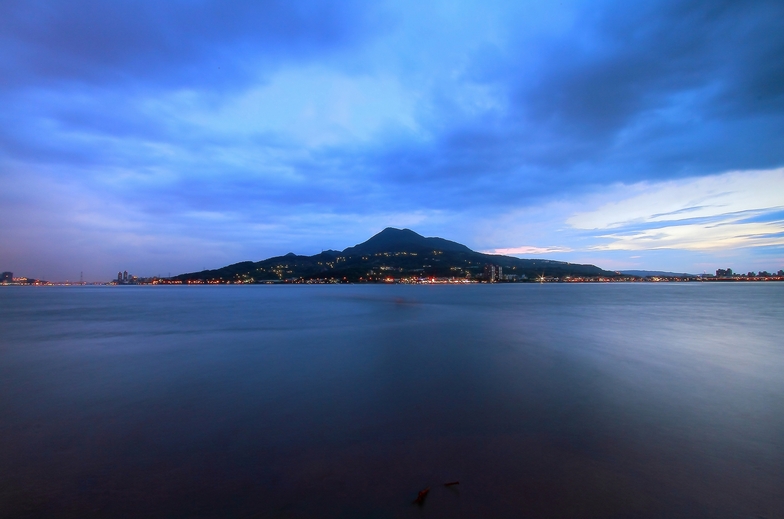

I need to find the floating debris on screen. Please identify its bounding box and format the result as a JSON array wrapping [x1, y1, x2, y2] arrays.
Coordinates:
[[413, 487, 431, 504], [444, 481, 460, 486]]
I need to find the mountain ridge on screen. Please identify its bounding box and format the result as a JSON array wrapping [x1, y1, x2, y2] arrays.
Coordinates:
[[342, 227, 474, 256], [175, 228, 617, 282]]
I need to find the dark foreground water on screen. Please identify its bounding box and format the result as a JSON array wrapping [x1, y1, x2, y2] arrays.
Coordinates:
[[1, 284, 783, 518]]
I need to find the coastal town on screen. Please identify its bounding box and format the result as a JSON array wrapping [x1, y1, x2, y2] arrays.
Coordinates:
[[2, 267, 783, 286], [5, 229, 783, 286]]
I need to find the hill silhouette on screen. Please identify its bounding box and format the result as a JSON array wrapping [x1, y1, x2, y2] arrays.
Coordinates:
[[175, 228, 615, 282], [343, 228, 473, 256]]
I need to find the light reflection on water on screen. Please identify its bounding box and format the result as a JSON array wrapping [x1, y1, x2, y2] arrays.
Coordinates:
[[1, 283, 783, 518]]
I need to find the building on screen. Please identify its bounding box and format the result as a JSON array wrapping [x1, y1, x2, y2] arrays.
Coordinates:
[[484, 264, 502, 282], [117, 271, 123, 283], [1, 272, 12, 283]]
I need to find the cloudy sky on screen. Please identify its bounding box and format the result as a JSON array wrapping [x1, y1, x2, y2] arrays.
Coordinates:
[[1, 0, 783, 280]]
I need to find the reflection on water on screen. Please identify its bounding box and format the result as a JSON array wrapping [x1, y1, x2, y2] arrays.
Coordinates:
[[1, 284, 783, 518]]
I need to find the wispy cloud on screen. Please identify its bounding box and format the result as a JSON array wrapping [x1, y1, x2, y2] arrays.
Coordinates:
[[484, 246, 574, 255], [594, 221, 784, 251], [567, 168, 784, 251]]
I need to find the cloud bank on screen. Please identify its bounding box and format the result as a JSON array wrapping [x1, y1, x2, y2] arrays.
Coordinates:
[[569, 169, 784, 251]]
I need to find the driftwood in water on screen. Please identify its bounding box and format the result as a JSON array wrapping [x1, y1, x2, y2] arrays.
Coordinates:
[[413, 487, 430, 504]]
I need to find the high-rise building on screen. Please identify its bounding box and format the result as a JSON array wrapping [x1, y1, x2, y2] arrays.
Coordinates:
[[123, 271, 128, 282], [484, 264, 502, 282], [117, 271, 123, 283], [1, 272, 12, 283]]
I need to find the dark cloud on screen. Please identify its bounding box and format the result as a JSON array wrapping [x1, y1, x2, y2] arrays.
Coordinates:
[[350, 0, 784, 208], [541, 0, 784, 162], [5, 0, 781, 193], [0, 0, 381, 90]]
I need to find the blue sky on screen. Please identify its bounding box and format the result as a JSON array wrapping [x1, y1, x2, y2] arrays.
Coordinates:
[[1, 0, 783, 281]]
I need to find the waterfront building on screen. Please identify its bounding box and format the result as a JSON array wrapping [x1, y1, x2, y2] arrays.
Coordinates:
[[484, 264, 502, 282]]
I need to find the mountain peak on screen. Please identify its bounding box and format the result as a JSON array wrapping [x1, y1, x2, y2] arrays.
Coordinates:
[[342, 227, 473, 256], [174, 227, 615, 282], [375, 227, 422, 239]]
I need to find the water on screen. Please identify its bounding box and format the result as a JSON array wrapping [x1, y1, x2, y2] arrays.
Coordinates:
[[1, 283, 783, 518]]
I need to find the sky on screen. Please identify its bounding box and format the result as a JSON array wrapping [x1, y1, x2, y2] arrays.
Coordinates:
[[1, 0, 783, 281]]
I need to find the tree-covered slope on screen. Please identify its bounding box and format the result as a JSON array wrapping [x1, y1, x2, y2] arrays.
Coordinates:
[[175, 228, 615, 282]]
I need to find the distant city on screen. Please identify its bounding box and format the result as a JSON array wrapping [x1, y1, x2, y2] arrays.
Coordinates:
[[4, 229, 783, 286], [4, 228, 784, 287], [2, 267, 784, 286]]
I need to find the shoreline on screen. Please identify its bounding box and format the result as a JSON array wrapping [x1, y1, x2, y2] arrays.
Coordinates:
[[3, 277, 784, 287]]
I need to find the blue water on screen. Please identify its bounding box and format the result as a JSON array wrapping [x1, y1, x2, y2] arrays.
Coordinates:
[[1, 284, 783, 518]]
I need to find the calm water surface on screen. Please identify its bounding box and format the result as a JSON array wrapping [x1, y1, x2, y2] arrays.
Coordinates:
[[1, 284, 783, 518]]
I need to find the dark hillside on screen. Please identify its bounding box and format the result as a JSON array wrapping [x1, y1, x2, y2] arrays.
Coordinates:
[[175, 228, 615, 282], [342, 227, 473, 256]]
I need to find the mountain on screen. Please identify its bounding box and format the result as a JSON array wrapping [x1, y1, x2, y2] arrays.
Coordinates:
[[174, 227, 617, 282], [342, 228, 473, 256]]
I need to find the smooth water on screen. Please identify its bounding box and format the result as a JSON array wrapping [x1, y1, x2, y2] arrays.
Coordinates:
[[1, 284, 783, 518]]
